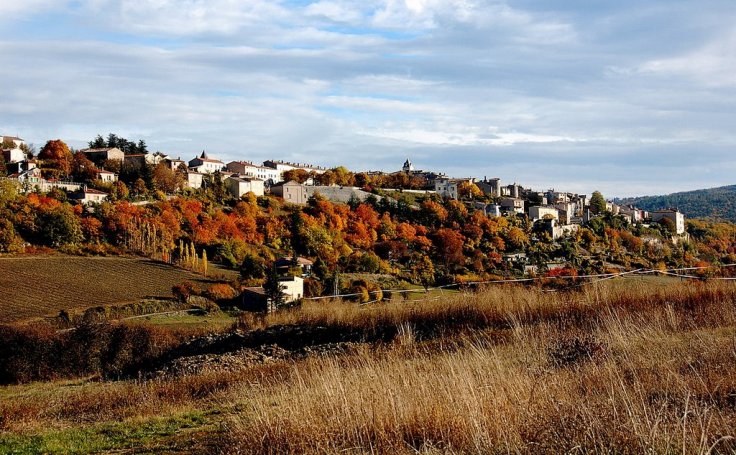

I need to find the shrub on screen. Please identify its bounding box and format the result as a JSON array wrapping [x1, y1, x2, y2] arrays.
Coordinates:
[[204, 283, 237, 302], [304, 277, 324, 298], [172, 280, 200, 302], [0, 322, 181, 383]]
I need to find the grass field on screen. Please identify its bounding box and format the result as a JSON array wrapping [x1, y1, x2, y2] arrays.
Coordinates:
[[2, 279, 735, 453], [0, 256, 237, 324]]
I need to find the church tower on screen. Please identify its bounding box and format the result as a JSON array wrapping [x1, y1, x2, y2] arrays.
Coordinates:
[[402, 158, 414, 172]]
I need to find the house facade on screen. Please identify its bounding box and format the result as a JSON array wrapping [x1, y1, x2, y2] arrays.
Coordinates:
[[500, 197, 525, 214], [226, 161, 280, 185], [188, 151, 225, 174], [1, 136, 26, 163], [651, 209, 686, 235], [81, 147, 125, 163], [94, 170, 118, 183], [262, 160, 327, 182], [528, 206, 559, 222], [225, 176, 265, 198], [434, 178, 458, 199], [72, 187, 109, 204], [271, 180, 308, 204], [185, 171, 204, 189]]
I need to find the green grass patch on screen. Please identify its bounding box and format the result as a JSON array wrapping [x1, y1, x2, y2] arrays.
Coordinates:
[[0, 411, 215, 454]]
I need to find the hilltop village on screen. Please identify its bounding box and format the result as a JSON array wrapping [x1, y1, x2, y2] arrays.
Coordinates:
[[2, 133, 714, 307], [2, 134, 686, 236]]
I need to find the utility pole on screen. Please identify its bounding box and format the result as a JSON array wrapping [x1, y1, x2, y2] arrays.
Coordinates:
[[333, 266, 339, 297]]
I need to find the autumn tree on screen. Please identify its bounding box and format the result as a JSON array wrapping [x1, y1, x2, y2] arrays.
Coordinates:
[[0, 219, 21, 252], [38, 140, 73, 179], [433, 228, 465, 269], [282, 169, 310, 184], [420, 200, 448, 227], [408, 253, 435, 290], [71, 151, 97, 182], [506, 226, 530, 250], [132, 178, 148, 198], [458, 181, 483, 200], [152, 162, 184, 194], [112, 181, 130, 200], [332, 166, 355, 186]]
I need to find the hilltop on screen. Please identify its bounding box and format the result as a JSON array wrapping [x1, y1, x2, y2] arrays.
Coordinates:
[[617, 184, 736, 222]]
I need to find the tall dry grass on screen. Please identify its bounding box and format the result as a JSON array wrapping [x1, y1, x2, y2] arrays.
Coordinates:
[[2, 279, 735, 453], [224, 281, 736, 454], [237, 279, 736, 339]]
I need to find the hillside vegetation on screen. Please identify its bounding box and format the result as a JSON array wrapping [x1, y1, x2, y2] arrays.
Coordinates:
[[617, 184, 736, 222], [1, 280, 735, 453]]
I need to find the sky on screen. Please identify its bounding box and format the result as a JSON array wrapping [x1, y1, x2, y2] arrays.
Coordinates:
[[1, 0, 735, 197]]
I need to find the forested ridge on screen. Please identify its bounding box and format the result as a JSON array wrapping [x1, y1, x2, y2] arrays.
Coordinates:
[[618, 184, 736, 222]]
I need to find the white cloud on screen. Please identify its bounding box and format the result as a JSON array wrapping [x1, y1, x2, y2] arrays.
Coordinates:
[[638, 29, 736, 87], [0, 0, 58, 16], [304, 1, 363, 23], [2, 1, 736, 195], [362, 125, 576, 146], [81, 0, 292, 36]]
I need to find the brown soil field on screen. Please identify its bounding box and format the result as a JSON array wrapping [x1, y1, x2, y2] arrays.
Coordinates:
[[0, 256, 235, 324]]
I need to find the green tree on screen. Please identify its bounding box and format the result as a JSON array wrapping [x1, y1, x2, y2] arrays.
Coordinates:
[[36, 205, 83, 247], [590, 191, 606, 214], [88, 135, 106, 148], [240, 254, 265, 280]]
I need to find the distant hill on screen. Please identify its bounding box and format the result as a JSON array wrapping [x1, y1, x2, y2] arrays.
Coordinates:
[[616, 185, 736, 222]]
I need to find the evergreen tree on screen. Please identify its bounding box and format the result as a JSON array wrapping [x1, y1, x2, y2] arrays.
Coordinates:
[[89, 135, 106, 148], [106, 133, 119, 148], [264, 265, 285, 311]]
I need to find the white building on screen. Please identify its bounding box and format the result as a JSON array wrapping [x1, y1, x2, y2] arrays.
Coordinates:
[[500, 198, 525, 214], [72, 187, 109, 205], [528, 206, 560, 222], [164, 157, 187, 171], [188, 151, 225, 174], [225, 176, 265, 198], [185, 171, 204, 189], [620, 205, 646, 223], [1, 136, 26, 163], [434, 178, 458, 199], [278, 275, 304, 302], [94, 169, 118, 183], [227, 161, 281, 185], [651, 209, 686, 235], [262, 160, 327, 182]]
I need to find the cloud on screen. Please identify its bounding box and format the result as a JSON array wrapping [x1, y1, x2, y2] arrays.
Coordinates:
[[638, 29, 736, 87], [1, 1, 736, 196], [0, 0, 58, 16]]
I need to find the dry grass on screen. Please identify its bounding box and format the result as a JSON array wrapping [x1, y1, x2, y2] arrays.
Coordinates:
[[237, 278, 736, 339], [0, 256, 235, 323], [1, 280, 735, 453], [225, 281, 736, 454]]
